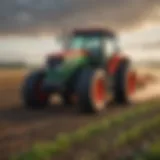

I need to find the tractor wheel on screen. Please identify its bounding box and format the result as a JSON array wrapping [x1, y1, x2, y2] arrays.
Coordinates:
[[114, 62, 137, 104], [76, 68, 107, 114], [22, 70, 50, 109]]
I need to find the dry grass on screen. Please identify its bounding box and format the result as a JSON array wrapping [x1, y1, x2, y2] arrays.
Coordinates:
[[0, 68, 28, 90], [0, 68, 29, 109]]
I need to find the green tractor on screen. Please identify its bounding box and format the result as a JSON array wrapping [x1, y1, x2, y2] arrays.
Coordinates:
[[22, 28, 137, 113]]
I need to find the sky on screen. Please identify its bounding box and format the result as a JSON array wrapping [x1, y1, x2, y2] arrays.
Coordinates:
[[0, 0, 160, 65]]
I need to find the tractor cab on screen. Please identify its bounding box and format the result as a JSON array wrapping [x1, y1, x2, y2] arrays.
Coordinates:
[[62, 28, 120, 65]]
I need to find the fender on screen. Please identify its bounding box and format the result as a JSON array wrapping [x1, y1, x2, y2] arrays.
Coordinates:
[[108, 54, 130, 75]]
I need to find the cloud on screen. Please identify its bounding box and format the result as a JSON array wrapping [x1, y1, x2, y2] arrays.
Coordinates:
[[124, 41, 160, 50], [0, 0, 160, 35], [142, 41, 160, 49]]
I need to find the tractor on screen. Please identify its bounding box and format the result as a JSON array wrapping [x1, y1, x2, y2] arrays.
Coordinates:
[[22, 28, 137, 113]]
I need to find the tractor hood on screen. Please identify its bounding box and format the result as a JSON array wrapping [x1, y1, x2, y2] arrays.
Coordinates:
[[44, 49, 89, 88]]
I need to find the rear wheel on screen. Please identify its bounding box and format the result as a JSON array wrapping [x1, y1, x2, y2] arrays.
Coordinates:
[[75, 68, 108, 113], [22, 70, 50, 109], [114, 62, 137, 104]]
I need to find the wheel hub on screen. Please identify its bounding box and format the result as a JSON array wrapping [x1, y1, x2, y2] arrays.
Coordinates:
[[94, 78, 106, 103], [91, 72, 106, 111]]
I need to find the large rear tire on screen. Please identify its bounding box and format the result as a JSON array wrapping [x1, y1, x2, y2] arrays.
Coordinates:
[[114, 62, 136, 104], [22, 70, 50, 109], [75, 68, 108, 114]]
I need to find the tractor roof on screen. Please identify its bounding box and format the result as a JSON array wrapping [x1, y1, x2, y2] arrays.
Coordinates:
[[72, 28, 116, 37]]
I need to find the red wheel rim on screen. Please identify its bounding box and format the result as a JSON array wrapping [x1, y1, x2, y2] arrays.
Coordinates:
[[35, 81, 48, 102], [93, 78, 106, 105], [127, 72, 136, 95]]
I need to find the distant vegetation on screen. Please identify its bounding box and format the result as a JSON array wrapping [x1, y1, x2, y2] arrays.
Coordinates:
[[0, 62, 26, 69]]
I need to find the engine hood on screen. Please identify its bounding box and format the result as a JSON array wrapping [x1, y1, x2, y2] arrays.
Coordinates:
[[45, 49, 89, 86]]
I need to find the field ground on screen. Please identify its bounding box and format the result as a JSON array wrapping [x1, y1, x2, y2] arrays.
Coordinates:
[[0, 68, 28, 109], [12, 100, 160, 160], [0, 67, 160, 160]]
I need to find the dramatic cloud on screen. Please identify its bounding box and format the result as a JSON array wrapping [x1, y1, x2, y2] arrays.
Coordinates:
[[0, 0, 160, 35]]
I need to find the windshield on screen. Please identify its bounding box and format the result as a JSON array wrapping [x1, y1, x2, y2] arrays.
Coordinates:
[[68, 36, 101, 51]]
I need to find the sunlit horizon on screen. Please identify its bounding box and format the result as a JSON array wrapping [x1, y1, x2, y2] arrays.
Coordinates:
[[0, 24, 160, 65]]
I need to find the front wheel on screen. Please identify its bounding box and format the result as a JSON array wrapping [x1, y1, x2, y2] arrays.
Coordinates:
[[75, 68, 108, 114], [22, 70, 50, 109]]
